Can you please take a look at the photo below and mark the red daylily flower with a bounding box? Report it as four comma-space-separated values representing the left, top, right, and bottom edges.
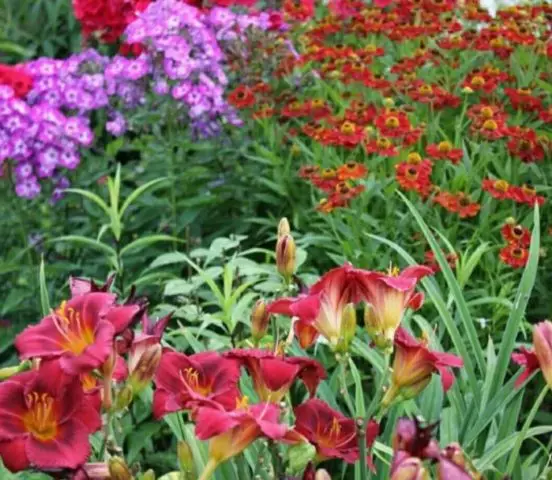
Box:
383, 328, 463, 405
395, 161, 433, 198
393, 417, 440, 461
0, 361, 101, 472
293, 399, 379, 468
533, 321, 552, 388
15, 293, 143, 375
509, 184, 546, 206
224, 349, 326, 402
512, 347, 540, 387
278, 264, 368, 349
361, 266, 432, 352
153, 351, 241, 417
195, 402, 291, 469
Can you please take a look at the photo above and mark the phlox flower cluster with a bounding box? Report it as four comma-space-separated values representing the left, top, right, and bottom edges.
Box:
1, 0, 270, 200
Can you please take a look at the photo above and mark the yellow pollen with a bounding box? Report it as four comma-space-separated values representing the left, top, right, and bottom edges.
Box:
480, 107, 494, 118
493, 180, 509, 192
438, 141, 452, 152
387, 264, 400, 277
482, 119, 498, 131
322, 168, 336, 179
53, 301, 95, 355
23, 392, 58, 442
340, 122, 356, 135
384, 116, 400, 128
471, 75, 486, 87
418, 84, 433, 95
407, 152, 422, 164
376, 138, 392, 148
236, 396, 250, 410
522, 184, 536, 194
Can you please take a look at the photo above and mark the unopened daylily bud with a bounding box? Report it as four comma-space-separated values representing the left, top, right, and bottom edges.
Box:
276, 233, 296, 282
288, 442, 317, 474
383, 97, 395, 108
505, 216, 516, 225
115, 384, 134, 411
80, 462, 110, 480
391, 456, 429, 480
129, 343, 162, 394
142, 470, 156, 480
533, 320, 552, 388
178, 440, 195, 476
336, 303, 356, 353
315, 469, 332, 480
108, 457, 133, 480
251, 299, 270, 342
0, 360, 31, 380
278, 217, 291, 238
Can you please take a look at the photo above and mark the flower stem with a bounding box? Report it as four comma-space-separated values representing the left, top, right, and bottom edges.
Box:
356, 418, 368, 480
506, 384, 549, 475
198, 458, 219, 480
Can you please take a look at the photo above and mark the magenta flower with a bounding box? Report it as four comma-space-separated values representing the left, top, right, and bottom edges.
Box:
15, 292, 142, 375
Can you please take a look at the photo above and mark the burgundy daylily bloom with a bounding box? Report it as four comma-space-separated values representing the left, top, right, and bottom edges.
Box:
268, 295, 321, 348
383, 328, 463, 406
361, 265, 432, 352
15, 293, 143, 375
293, 399, 378, 468
0, 361, 101, 472
153, 351, 241, 418
224, 349, 326, 402
512, 346, 540, 387
195, 402, 291, 475
392, 417, 440, 461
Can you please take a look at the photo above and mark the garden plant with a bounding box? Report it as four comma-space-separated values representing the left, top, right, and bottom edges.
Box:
0, 0, 551, 479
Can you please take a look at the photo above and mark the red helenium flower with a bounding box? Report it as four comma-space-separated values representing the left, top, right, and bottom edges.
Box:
153, 351, 241, 417
15, 293, 142, 375
0, 361, 101, 472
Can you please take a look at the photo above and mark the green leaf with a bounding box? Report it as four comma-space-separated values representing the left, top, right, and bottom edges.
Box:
65, 188, 111, 217
126, 421, 164, 464
49, 236, 117, 259
119, 177, 168, 218
475, 426, 552, 471
120, 235, 184, 256
398, 192, 486, 376
489, 205, 540, 399
38, 256, 50, 317
349, 358, 366, 417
